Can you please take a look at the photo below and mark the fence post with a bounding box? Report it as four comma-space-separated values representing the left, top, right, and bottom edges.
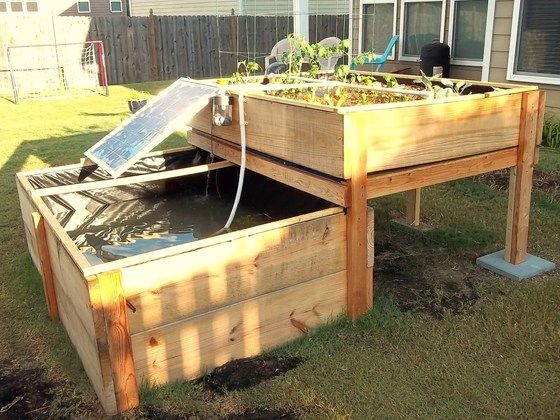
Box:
148, 9, 160, 80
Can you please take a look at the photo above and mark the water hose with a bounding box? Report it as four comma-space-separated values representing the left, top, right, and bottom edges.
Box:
221, 92, 247, 230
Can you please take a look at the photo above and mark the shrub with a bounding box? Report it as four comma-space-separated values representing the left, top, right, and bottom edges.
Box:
542, 114, 560, 149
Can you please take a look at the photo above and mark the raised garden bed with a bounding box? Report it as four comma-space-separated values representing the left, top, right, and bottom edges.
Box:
17, 71, 546, 415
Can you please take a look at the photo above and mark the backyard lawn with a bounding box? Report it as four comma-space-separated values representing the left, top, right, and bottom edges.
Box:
0, 83, 559, 418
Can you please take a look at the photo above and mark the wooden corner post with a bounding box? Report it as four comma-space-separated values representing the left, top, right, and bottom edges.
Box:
96, 270, 139, 412
31, 212, 59, 320
505, 90, 541, 265
345, 116, 373, 321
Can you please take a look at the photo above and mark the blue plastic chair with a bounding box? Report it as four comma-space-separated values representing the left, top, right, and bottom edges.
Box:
350, 35, 399, 71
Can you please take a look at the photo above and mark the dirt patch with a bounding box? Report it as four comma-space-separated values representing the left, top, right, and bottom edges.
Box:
474, 169, 560, 201
203, 356, 301, 394
374, 237, 482, 318
225, 409, 296, 420
0, 361, 98, 419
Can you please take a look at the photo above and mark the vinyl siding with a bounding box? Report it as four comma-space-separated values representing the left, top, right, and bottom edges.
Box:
130, 0, 349, 16
130, 0, 237, 16
59, 0, 129, 16
489, 0, 560, 114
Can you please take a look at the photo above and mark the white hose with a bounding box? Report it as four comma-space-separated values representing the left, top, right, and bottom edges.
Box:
222, 92, 247, 230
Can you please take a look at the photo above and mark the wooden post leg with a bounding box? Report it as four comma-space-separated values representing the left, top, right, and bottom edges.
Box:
505, 91, 540, 265
97, 270, 139, 413
366, 207, 375, 310
32, 212, 58, 320
405, 188, 421, 226
346, 124, 370, 321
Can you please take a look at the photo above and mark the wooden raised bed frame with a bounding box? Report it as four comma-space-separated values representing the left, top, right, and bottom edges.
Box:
16, 73, 545, 414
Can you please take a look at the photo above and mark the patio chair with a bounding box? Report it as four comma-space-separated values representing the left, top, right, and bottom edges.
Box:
350, 35, 399, 71
317, 36, 343, 71
264, 38, 292, 70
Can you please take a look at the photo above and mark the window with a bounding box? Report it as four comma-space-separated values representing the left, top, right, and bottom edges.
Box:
26, 1, 37, 11
359, 0, 397, 59
77, 0, 90, 13
10, 1, 22, 11
399, 0, 445, 60
110, 0, 122, 12
0, 2, 6, 12
508, 0, 560, 85
449, 0, 487, 65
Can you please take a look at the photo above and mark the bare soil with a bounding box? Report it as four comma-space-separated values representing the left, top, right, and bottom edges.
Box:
203, 356, 301, 394
225, 409, 296, 420
374, 237, 485, 318
0, 361, 99, 419
474, 169, 560, 201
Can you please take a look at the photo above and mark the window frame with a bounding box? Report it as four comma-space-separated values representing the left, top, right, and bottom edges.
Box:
448, 0, 489, 66
76, 0, 90, 13
507, 0, 560, 86
10, 1, 23, 12
398, 0, 446, 61
358, 0, 398, 60
110, 0, 122, 13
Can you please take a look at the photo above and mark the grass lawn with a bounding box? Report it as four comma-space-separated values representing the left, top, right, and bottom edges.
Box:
0, 83, 559, 418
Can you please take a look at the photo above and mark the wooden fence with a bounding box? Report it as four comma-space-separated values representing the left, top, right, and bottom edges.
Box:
0, 13, 348, 89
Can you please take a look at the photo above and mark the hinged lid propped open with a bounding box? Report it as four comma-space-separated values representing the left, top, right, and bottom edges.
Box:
84, 78, 217, 178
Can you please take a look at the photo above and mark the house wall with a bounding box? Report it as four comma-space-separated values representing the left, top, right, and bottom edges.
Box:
129, 0, 236, 16
59, 0, 129, 17
129, 0, 350, 17
351, 0, 482, 81
488, 0, 559, 114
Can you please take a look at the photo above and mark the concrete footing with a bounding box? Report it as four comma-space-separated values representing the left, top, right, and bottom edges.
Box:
476, 250, 556, 281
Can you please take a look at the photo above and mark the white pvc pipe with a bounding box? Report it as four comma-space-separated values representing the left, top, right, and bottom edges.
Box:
222, 92, 247, 230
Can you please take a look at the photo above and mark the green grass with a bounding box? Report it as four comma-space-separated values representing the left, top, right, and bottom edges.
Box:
1, 85, 559, 418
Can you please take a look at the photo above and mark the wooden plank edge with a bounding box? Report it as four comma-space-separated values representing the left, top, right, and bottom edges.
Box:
97, 270, 139, 413
534, 90, 547, 165
189, 130, 348, 206
17, 145, 195, 178
367, 148, 519, 198
31, 212, 59, 320
17, 174, 92, 272
84, 206, 344, 277
33, 161, 233, 197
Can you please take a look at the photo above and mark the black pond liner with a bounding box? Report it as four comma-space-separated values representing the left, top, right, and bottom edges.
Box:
29, 148, 335, 264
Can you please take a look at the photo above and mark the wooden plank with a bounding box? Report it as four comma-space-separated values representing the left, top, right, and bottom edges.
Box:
353, 94, 523, 172
131, 270, 346, 385
405, 189, 421, 226
189, 131, 347, 206
15, 174, 40, 269
32, 212, 58, 320
33, 161, 233, 197
534, 91, 547, 165
19, 145, 195, 177
344, 117, 370, 321
122, 211, 346, 333
505, 91, 540, 264
366, 207, 374, 311
97, 270, 139, 412
41, 221, 117, 414
87, 276, 119, 415
367, 148, 519, 198
188, 95, 346, 178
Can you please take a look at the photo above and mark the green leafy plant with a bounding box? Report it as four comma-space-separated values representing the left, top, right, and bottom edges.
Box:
542, 114, 560, 149
229, 60, 262, 84
414, 71, 471, 99
128, 90, 149, 101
